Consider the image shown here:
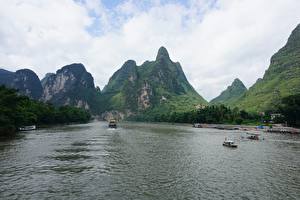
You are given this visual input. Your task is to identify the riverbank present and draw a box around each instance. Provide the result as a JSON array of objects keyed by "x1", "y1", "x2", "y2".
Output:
[{"x1": 193, "y1": 123, "x2": 300, "y2": 134}]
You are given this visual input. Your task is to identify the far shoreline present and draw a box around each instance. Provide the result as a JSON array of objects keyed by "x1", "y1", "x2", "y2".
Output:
[{"x1": 120, "y1": 120, "x2": 300, "y2": 133}]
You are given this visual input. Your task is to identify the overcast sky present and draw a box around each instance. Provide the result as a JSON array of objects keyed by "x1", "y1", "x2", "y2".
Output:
[{"x1": 0, "y1": 0, "x2": 300, "y2": 100}]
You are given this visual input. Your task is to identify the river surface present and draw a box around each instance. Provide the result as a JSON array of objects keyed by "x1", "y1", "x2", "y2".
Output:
[{"x1": 0, "y1": 121, "x2": 299, "y2": 200}]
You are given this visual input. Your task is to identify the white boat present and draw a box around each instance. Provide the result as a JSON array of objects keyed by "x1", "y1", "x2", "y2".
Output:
[
  {"x1": 19, "y1": 125, "x2": 36, "y2": 131},
  {"x1": 223, "y1": 139, "x2": 238, "y2": 148}
]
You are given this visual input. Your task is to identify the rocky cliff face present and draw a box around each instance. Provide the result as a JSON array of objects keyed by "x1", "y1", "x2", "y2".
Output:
[
  {"x1": 0, "y1": 68, "x2": 43, "y2": 99},
  {"x1": 102, "y1": 47, "x2": 207, "y2": 116},
  {"x1": 210, "y1": 78, "x2": 247, "y2": 106},
  {"x1": 41, "y1": 63, "x2": 100, "y2": 112},
  {"x1": 235, "y1": 24, "x2": 300, "y2": 111},
  {"x1": 41, "y1": 73, "x2": 55, "y2": 87}
]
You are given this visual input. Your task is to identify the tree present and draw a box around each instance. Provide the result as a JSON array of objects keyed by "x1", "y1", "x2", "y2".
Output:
[
  {"x1": 0, "y1": 85, "x2": 91, "y2": 136},
  {"x1": 279, "y1": 94, "x2": 300, "y2": 127}
]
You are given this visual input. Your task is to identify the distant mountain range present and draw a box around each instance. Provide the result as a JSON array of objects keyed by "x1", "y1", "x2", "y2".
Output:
[
  {"x1": 0, "y1": 64, "x2": 102, "y2": 114},
  {"x1": 210, "y1": 78, "x2": 247, "y2": 106},
  {"x1": 0, "y1": 47, "x2": 206, "y2": 118},
  {"x1": 0, "y1": 24, "x2": 299, "y2": 117}
]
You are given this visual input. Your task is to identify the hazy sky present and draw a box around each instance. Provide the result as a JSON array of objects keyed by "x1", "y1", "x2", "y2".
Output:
[{"x1": 0, "y1": 0, "x2": 300, "y2": 100}]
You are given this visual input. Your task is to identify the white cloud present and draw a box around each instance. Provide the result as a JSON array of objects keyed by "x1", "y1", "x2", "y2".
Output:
[{"x1": 0, "y1": 0, "x2": 299, "y2": 100}]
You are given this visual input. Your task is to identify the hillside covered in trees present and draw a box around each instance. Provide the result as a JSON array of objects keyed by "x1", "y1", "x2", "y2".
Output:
[{"x1": 0, "y1": 86, "x2": 91, "y2": 135}]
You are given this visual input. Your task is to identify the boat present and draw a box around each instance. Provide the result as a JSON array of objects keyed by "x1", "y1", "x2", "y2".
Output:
[
  {"x1": 193, "y1": 123, "x2": 203, "y2": 128},
  {"x1": 19, "y1": 125, "x2": 36, "y2": 131},
  {"x1": 223, "y1": 139, "x2": 238, "y2": 148},
  {"x1": 246, "y1": 132, "x2": 260, "y2": 140},
  {"x1": 108, "y1": 119, "x2": 117, "y2": 128}
]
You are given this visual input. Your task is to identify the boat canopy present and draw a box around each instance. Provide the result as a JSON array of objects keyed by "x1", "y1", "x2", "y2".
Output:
[
  {"x1": 224, "y1": 140, "x2": 234, "y2": 143},
  {"x1": 246, "y1": 132, "x2": 260, "y2": 136}
]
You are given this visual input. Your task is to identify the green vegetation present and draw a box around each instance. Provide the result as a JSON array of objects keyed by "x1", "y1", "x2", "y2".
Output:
[
  {"x1": 129, "y1": 93, "x2": 300, "y2": 128},
  {"x1": 102, "y1": 47, "x2": 206, "y2": 117},
  {"x1": 2, "y1": 24, "x2": 300, "y2": 125},
  {"x1": 130, "y1": 104, "x2": 260, "y2": 125},
  {"x1": 277, "y1": 94, "x2": 300, "y2": 127},
  {"x1": 0, "y1": 86, "x2": 91, "y2": 135},
  {"x1": 210, "y1": 78, "x2": 247, "y2": 106},
  {"x1": 40, "y1": 63, "x2": 102, "y2": 114},
  {"x1": 235, "y1": 24, "x2": 300, "y2": 112}
]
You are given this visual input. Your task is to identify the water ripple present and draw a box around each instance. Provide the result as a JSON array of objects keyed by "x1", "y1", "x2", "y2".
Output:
[{"x1": 0, "y1": 121, "x2": 299, "y2": 199}]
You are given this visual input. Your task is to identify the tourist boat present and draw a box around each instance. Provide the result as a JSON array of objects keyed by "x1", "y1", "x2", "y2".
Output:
[
  {"x1": 246, "y1": 132, "x2": 260, "y2": 140},
  {"x1": 223, "y1": 139, "x2": 238, "y2": 148},
  {"x1": 108, "y1": 119, "x2": 117, "y2": 128},
  {"x1": 193, "y1": 123, "x2": 203, "y2": 128},
  {"x1": 19, "y1": 125, "x2": 36, "y2": 131}
]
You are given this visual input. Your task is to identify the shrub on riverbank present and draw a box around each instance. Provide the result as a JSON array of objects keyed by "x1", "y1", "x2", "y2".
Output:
[{"x1": 0, "y1": 86, "x2": 91, "y2": 135}]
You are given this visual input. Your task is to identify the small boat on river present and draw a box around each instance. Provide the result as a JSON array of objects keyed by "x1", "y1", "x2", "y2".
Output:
[
  {"x1": 223, "y1": 139, "x2": 238, "y2": 148},
  {"x1": 108, "y1": 119, "x2": 117, "y2": 129},
  {"x1": 19, "y1": 125, "x2": 36, "y2": 131},
  {"x1": 246, "y1": 132, "x2": 260, "y2": 140}
]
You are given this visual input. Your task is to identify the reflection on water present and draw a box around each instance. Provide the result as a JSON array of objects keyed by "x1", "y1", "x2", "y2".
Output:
[
  {"x1": 0, "y1": 121, "x2": 299, "y2": 199},
  {"x1": 71, "y1": 141, "x2": 90, "y2": 146},
  {"x1": 55, "y1": 147, "x2": 91, "y2": 153},
  {"x1": 48, "y1": 165, "x2": 94, "y2": 174},
  {"x1": 50, "y1": 154, "x2": 93, "y2": 161}
]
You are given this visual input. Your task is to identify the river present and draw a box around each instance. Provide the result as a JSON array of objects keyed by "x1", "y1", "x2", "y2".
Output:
[{"x1": 0, "y1": 121, "x2": 299, "y2": 199}]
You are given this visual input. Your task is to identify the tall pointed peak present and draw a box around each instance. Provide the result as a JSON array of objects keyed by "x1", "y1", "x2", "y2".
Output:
[
  {"x1": 231, "y1": 78, "x2": 246, "y2": 89},
  {"x1": 122, "y1": 60, "x2": 136, "y2": 67},
  {"x1": 119, "y1": 60, "x2": 137, "y2": 73},
  {"x1": 59, "y1": 63, "x2": 86, "y2": 73},
  {"x1": 286, "y1": 23, "x2": 300, "y2": 45},
  {"x1": 210, "y1": 78, "x2": 247, "y2": 104},
  {"x1": 156, "y1": 46, "x2": 170, "y2": 60},
  {"x1": 232, "y1": 78, "x2": 242, "y2": 84}
]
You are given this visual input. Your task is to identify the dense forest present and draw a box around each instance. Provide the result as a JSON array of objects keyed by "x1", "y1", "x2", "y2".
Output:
[
  {"x1": 130, "y1": 94, "x2": 300, "y2": 127},
  {"x1": 277, "y1": 94, "x2": 300, "y2": 127},
  {"x1": 130, "y1": 104, "x2": 260, "y2": 124},
  {"x1": 0, "y1": 86, "x2": 91, "y2": 135}
]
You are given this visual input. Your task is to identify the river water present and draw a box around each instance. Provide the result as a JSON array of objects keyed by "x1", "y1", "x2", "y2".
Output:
[{"x1": 0, "y1": 121, "x2": 299, "y2": 199}]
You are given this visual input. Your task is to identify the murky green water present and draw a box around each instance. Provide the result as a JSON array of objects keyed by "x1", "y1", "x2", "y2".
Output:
[{"x1": 0, "y1": 121, "x2": 299, "y2": 199}]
